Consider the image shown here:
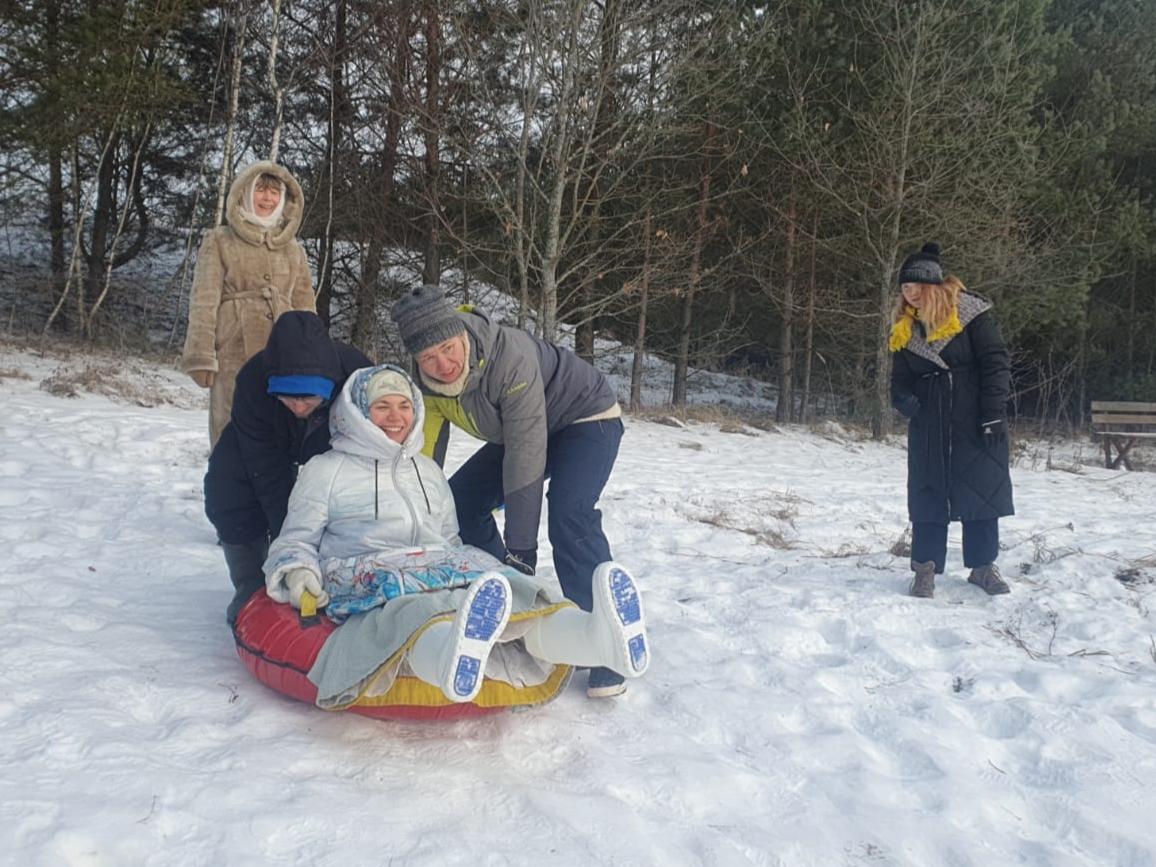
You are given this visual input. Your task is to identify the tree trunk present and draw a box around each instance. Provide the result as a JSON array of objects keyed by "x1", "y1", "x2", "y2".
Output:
[
  {"x1": 267, "y1": 0, "x2": 285, "y2": 163},
  {"x1": 776, "y1": 194, "x2": 797, "y2": 423},
  {"x1": 511, "y1": 2, "x2": 541, "y2": 330},
  {"x1": 47, "y1": 145, "x2": 66, "y2": 301},
  {"x1": 872, "y1": 261, "x2": 895, "y2": 439},
  {"x1": 83, "y1": 130, "x2": 119, "y2": 333},
  {"x1": 575, "y1": 0, "x2": 620, "y2": 364},
  {"x1": 539, "y1": 0, "x2": 587, "y2": 339},
  {"x1": 355, "y1": 140, "x2": 399, "y2": 353},
  {"x1": 673, "y1": 123, "x2": 713, "y2": 406},
  {"x1": 1127, "y1": 258, "x2": 1135, "y2": 382},
  {"x1": 629, "y1": 210, "x2": 652, "y2": 411},
  {"x1": 421, "y1": 2, "x2": 442, "y2": 287},
  {"x1": 353, "y1": 8, "x2": 411, "y2": 354},
  {"x1": 459, "y1": 162, "x2": 470, "y2": 303},
  {"x1": 45, "y1": 0, "x2": 66, "y2": 302},
  {"x1": 1150, "y1": 269, "x2": 1156, "y2": 376},
  {"x1": 316, "y1": 0, "x2": 349, "y2": 326},
  {"x1": 873, "y1": 174, "x2": 909, "y2": 439},
  {"x1": 215, "y1": 6, "x2": 247, "y2": 227},
  {"x1": 800, "y1": 214, "x2": 818, "y2": 423}
]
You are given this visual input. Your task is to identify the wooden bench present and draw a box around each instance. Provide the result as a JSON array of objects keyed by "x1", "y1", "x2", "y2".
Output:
[{"x1": 1091, "y1": 401, "x2": 1156, "y2": 469}]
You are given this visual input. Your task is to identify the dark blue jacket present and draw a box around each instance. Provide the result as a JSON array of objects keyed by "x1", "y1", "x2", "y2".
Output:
[
  {"x1": 204, "y1": 311, "x2": 372, "y2": 543},
  {"x1": 891, "y1": 300, "x2": 1014, "y2": 524}
]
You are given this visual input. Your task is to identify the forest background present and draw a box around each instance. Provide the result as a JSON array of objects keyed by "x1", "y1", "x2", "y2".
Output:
[{"x1": 3, "y1": 0, "x2": 1155, "y2": 438}]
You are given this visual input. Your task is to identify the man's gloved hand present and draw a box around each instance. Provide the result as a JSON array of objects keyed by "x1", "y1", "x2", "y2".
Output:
[
  {"x1": 981, "y1": 419, "x2": 1007, "y2": 449},
  {"x1": 283, "y1": 568, "x2": 329, "y2": 609},
  {"x1": 190, "y1": 370, "x2": 216, "y2": 389},
  {"x1": 894, "y1": 393, "x2": 921, "y2": 420},
  {"x1": 504, "y1": 548, "x2": 537, "y2": 577}
]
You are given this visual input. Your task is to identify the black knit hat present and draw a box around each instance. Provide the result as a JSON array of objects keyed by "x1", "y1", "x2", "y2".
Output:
[
  {"x1": 390, "y1": 285, "x2": 466, "y2": 356},
  {"x1": 897, "y1": 242, "x2": 944, "y2": 285}
]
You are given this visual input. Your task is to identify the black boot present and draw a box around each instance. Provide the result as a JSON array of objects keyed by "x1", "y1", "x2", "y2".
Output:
[{"x1": 222, "y1": 537, "x2": 269, "y2": 625}]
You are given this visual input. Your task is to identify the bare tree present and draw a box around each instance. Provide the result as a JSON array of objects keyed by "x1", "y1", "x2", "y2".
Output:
[
  {"x1": 419, "y1": 0, "x2": 442, "y2": 286},
  {"x1": 788, "y1": 0, "x2": 1043, "y2": 436},
  {"x1": 214, "y1": 4, "x2": 248, "y2": 227},
  {"x1": 266, "y1": 0, "x2": 285, "y2": 162},
  {"x1": 352, "y1": 1, "x2": 416, "y2": 354}
]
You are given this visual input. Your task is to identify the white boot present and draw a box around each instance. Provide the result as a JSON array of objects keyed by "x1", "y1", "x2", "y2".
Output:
[
  {"x1": 407, "y1": 572, "x2": 512, "y2": 703},
  {"x1": 523, "y1": 561, "x2": 649, "y2": 678}
]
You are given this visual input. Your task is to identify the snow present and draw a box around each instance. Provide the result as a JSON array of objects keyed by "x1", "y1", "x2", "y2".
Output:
[{"x1": 1, "y1": 340, "x2": 1155, "y2": 867}]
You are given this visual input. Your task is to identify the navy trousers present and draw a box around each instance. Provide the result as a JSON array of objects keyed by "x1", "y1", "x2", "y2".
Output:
[
  {"x1": 450, "y1": 418, "x2": 624, "y2": 612},
  {"x1": 911, "y1": 518, "x2": 999, "y2": 575}
]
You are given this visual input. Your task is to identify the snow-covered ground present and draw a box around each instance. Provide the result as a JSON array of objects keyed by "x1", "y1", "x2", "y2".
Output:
[{"x1": 1, "y1": 341, "x2": 1155, "y2": 867}]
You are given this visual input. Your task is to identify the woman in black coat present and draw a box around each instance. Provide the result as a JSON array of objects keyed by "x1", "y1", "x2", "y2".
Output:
[{"x1": 889, "y1": 243, "x2": 1014, "y2": 598}]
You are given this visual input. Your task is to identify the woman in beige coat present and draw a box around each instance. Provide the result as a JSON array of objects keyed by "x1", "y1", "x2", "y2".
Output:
[{"x1": 182, "y1": 161, "x2": 316, "y2": 447}]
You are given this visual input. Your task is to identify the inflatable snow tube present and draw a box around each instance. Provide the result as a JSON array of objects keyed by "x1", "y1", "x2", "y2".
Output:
[{"x1": 232, "y1": 589, "x2": 570, "y2": 721}]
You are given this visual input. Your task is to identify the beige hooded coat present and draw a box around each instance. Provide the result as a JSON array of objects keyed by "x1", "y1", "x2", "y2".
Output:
[{"x1": 181, "y1": 161, "x2": 316, "y2": 446}]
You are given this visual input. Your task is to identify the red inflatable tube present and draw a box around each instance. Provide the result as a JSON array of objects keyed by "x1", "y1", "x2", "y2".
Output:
[{"x1": 232, "y1": 589, "x2": 498, "y2": 721}]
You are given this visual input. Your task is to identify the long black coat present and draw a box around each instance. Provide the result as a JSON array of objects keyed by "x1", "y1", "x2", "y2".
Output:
[
  {"x1": 890, "y1": 297, "x2": 1014, "y2": 524},
  {"x1": 204, "y1": 311, "x2": 372, "y2": 544}
]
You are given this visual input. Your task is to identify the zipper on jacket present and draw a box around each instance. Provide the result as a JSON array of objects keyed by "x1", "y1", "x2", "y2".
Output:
[
  {"x1": 412, "y1": 459, "x2": 432, "y2": 513},
  {"x1": 946, "y1": 370, "x2": 954, "y2": 519},
  {"x1": 390, "y1": 449, "x2": 421, "y2": 547}
]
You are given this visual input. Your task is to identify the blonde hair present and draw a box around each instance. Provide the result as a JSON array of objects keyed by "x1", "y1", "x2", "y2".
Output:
[
  {"x1": 892, "y1": 274, "x2": 965, "y2": 333},
  {"x1": 254, "y1": 172, "x2": 283, "y2": 192}
]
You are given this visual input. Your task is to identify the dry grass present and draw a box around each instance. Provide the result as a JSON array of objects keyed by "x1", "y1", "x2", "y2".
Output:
[
  {"x1": 38, "y1": 361, "x2": 193, "y2": 408},
  {"x1": 42, "y1": 363, "x2": 158, "y2": 405},
  {"x1": 820, "y1": 541, "x2": 873, "y2": 558},
  {"x1": 630, "y1": 403, "x2": 771, "y2": 429},
  {"x1": 804, "y1": 417, "x2": 876, "y2": 443},
  {"x1": 1, "y1": 329, "x2": 177, "y2": 364},
  {"x1": 3, "y1": 332, "x2": 200, "y2": 409},
  {"x1": 717, "y1": 421, "x2": 760, "y2": 437},
  {"x1": 888, "y1": 527, "x2": 912, "y2": 559},
  {"x1": 682, "y1": 491, "x2": 805, "y2": 550},
  {"x1": 989, "y1": 608, "x2": 1059, "y2": 660}
]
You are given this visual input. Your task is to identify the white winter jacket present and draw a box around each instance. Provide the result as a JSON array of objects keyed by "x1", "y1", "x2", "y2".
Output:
[{"x1": 264, "y1": 364, "x2": 459, "y2": 602}]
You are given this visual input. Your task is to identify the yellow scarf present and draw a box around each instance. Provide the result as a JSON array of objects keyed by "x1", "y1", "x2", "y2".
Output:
[{"x1": 889, "y1": 305, "x2": 962, "y2": 351}]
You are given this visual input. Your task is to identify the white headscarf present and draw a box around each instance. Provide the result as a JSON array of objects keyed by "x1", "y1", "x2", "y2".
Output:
[{"x1": 238, "y1": 176, "x2": 286, "y2": 229}]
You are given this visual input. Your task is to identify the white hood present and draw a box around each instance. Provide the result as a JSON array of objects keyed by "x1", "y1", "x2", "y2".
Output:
[{"x1": 328, "y1": 364, "x2": 426, "y2": 460}]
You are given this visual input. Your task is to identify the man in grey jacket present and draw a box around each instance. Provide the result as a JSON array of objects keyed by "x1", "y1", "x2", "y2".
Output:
[{"x1": 391, "y1": 285, "x2": 630, "y2": 697}]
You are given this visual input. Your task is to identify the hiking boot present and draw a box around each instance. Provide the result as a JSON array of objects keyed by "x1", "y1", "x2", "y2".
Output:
[
  {"x1": 968, "y1": 563, "x2": 1010, "y2": 595},
  {"x1": 909, "y1": 560, "x2": 936, "y2": 598}
]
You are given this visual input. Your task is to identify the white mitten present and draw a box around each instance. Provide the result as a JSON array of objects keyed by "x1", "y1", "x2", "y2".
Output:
[{"x1": 283, "y1": 568, "x2": 329, "y2": 609}]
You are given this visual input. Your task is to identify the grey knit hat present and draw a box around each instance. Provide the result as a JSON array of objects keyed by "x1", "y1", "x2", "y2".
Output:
[
  {"x1": 897, "y1": 242, "x2": 944, "y2": 285},
  {"x1": 390, "y1": 285, "x2": 466, "y2": 356}
]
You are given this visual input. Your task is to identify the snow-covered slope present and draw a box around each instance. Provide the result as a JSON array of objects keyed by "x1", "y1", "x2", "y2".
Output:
[{"x1": 1, "y1": 342, "x2": 1154, "y2": 866}]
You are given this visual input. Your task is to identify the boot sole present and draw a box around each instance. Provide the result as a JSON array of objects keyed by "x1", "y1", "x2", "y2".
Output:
[
  {"x1": 968, "y1": 578, "x2": 1010, "y2": 596},
  {"x1": 445, "y1": 574, "x2": 511, "y2": 701},
  {"x1": 587, "y1": 680, "x2": 628, "y2": 698},
  {"x1": 597, "y1": 563, "x2": 649, "y2": 676}
]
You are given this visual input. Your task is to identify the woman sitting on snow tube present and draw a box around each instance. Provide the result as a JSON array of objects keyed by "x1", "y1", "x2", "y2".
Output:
[{"x1": 259, "y1": 363, "x2": 650, "y2": 712}]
